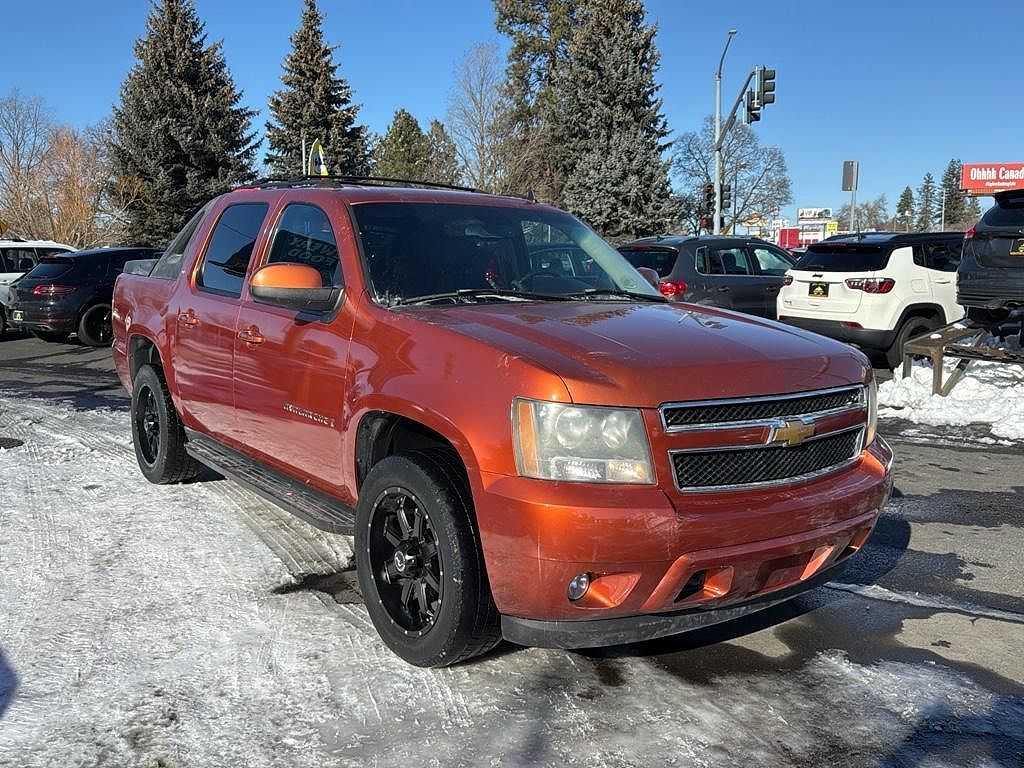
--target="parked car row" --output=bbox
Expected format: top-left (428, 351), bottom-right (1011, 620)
top-left (1, 245), bottom-right (160, 345)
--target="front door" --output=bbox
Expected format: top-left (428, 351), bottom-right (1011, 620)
top-left (232, 201), bottom-right (351, 490)
top-left (172, 201), bottom-right (269, 444)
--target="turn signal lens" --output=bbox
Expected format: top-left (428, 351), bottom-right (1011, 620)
top-left (964, 225), bottom-right (975, 241)
top-left (865, 378), bottom-right (878, 446)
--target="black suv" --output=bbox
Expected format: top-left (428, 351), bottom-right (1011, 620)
top-left (618, 235), bottom-right (794, 319)
top-left (957, 189), bottom-right (1024, 327)
top-left (9, 247), bottom-right (160, 345)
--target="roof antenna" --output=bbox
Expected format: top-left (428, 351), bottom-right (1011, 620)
top-left (526, 187), bottom-right (535, 203)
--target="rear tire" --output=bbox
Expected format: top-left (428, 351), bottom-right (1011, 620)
top-left (77, 303), bottom-right (113, 346)
top-left (131, 364), bottom-right (199, 484)
top-left (886, 315), bottom-right (937, 370)
top-left (355, 450), bottom-right (500, 667)
top-left (31, 330), bottom-right (70, 343)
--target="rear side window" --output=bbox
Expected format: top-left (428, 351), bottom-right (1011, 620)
top-left (197, 203), bottom-right (268, 297)
top-left (266, 204), bottom-right (341, 286)
top-left (698, 246), bottom-right (754, 276)
top-left (794, 245), bottom-right (889, 272)
top-left (918, 241), bottom-right (962, 272)
top-left (151, 205), bottom-right (210, 280)
top-left (26, 260), bottom-right (74, 279)
top-left (619, 247), bottom-right (678, 277)
top-left (1, 247), bottom-right (36, 273)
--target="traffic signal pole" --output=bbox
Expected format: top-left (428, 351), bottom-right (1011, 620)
top-left (714, 30), bottom-right (736, 235)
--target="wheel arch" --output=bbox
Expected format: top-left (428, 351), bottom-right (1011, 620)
top-left (354, 409), bottom-right (474, 495)
top-left (129, 333), bottom-right (164, 382)
top-left (893, 302), bottom-right (946, 330)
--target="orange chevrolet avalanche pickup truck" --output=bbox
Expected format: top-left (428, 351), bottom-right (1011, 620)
top-left (112, 178), bottom-right (893, 667)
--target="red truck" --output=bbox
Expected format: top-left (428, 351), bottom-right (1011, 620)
top-left (112, 178), bottom-right (893, 667)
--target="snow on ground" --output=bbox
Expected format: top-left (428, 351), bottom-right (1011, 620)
top-left (1, 394), bottom-right (1022, 767)
top-left (879, 334), bottom-right (1024, 442)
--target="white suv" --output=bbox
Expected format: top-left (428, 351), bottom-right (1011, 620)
top-left (777, 232), bottom-right (965, 368)
top-left (0, 239), bottom-right (76, 336)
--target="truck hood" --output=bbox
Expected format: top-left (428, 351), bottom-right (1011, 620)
top-left (405, 301), bottom-right (870, 407)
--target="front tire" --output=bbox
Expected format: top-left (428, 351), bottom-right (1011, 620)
top-left (77, 303), bottom-right (113, 346)
top-left (886, 315), bottom-right (937, 370)
top-left (131, 364), bottom-right (199, 484)
top-left (355, 450), bottom-right (500, 667)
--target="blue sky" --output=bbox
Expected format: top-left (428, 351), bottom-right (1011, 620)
top-left (3, 1), bottom-right (1021, 222)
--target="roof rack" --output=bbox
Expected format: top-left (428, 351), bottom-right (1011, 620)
top-left (247, 175), bottom-right (477, 193)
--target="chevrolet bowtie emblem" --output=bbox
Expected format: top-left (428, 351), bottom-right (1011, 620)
top-left (770, 418), bottom-right (816, 446)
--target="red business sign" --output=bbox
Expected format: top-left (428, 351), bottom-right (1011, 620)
top-left (961, 163), bottom-right (1024, 194)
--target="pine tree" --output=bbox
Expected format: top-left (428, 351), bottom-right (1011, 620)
top-left (425, 120), bottom-right (462, 185)
top-left (109, 0), bottom-right (256, 246)
top-left (964, 195), bottom-right (983, 227)
top-left (554, 0), bottom-right (673, 241)
top-left (916, 172), bottom-right (938, 231)
top-left (896, 186), bottom-right (915, 231)
top-left (373, 109), bottom-right (431, 180)
top-left (265, 0), bottom-right (369, 177)
top-left (940, 158), bottom-right (966, 230)
top-left (493, 0), bottom-right (577, 201)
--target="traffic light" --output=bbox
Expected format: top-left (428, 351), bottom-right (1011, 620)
top-left (744, 89), bottom-right (760, 123)
top-left (720, 184), bottom-right (732, 211)
top-left (758, 67), bottom-right (776, 106)
top-left (703, 183), bottom-right (715, 213)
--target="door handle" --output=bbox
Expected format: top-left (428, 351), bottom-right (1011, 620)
top-left (178, 309), bottom-right (199, 328)
top-left (717, 286), bottom-right (730, 292)
top-left (238, 326), bottom-right (264, 345)
top-left (934, 278), bottom-right (952, 284)
top-left (765, 286), bottom-right (779, 292)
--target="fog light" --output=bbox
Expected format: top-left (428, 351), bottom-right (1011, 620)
top-left (567, 572), bottom-right (591, 601)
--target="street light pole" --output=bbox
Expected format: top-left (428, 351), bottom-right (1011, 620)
top-left (714, 29), bottom-right (737, 236)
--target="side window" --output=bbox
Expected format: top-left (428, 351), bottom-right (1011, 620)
top-left (196, 203), bottom-right (268, 297)
top-left (4, 247), bottom-right (37, 272)
top-left (923, 242), bottom-right (960, 272)
top-left (0, 250), bottom-right (10, 272)
top-left (911, 246), bottom-right (926, 267)
top-left (708, 247), bottom-right (752, 276)
top-left (750, 246), bottom-right (793, 276)
top-left (152, 205), bottom-right (210, 280)
top-left (266, 204), bottom-right (341, 286)
top-left (695, 246), bottom-right (710, 274)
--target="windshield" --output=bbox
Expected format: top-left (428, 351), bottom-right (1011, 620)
top-left (351, 202), bottom-right (660, 305)
top-left (794, 245), bottom-right (889, 272)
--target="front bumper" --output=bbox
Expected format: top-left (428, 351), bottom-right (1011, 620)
top-left (475, 437), bottom-right (892, 647)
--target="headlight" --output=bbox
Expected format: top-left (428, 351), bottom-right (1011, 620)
top-left (865, 377), bottom-right (878, 445)
top-left (513, 399), bottom-right (654, 484)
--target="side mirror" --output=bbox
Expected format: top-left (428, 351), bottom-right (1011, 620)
top-left (249, 263), bottom-right (341, 313)
top-left (635, 266), bottom-right (659, 289)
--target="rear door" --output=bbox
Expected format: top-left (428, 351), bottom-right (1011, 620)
top-left (172, 201), bottom-right (270, 443)
top-left (232, 200), bottom-right (351, 487)
top-left (747, 243), bottom-right (794, 318)
top-left (697, 244), bottom-right (764, 315)
top-left (919, 238), bottom-right (964, 321)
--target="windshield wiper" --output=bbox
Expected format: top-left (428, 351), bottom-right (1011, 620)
top-left (562, 288), bottom-right (667, 303)
top-left (393, 288), bottom-right (573, 306)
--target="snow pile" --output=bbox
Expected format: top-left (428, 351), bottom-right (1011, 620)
top-left (879, 335), bottom-right (1024, 441)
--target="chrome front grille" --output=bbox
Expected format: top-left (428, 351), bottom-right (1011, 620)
top-left (662, 385), bottom-right (867, 492)
top-left (661, 385), bottom-right (863, 430)
top-left (671, 428), bottom-right (862, 490)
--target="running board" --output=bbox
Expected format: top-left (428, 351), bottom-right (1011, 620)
top-left (185, 432), bottom-right (356, 535)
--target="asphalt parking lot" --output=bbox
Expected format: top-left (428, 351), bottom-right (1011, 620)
top-left (1, 332), bottom-right (1022, 767)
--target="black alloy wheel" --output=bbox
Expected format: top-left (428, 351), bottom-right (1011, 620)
top-left (78, 303), bottom-right (113, 347)
top-left (130, 364), bottom-right (199, 484)
top-left (354, 451), bottom-right (500, 667)
top-left (367, 488), bottom-right (442, 634)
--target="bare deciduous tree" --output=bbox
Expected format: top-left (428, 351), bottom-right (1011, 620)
top-left (671, 116), bottom-right (792, 233)
top-left (446, 43), bottom-right (505, 191)
top-left (0, 90), bottom-right (135, 246)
